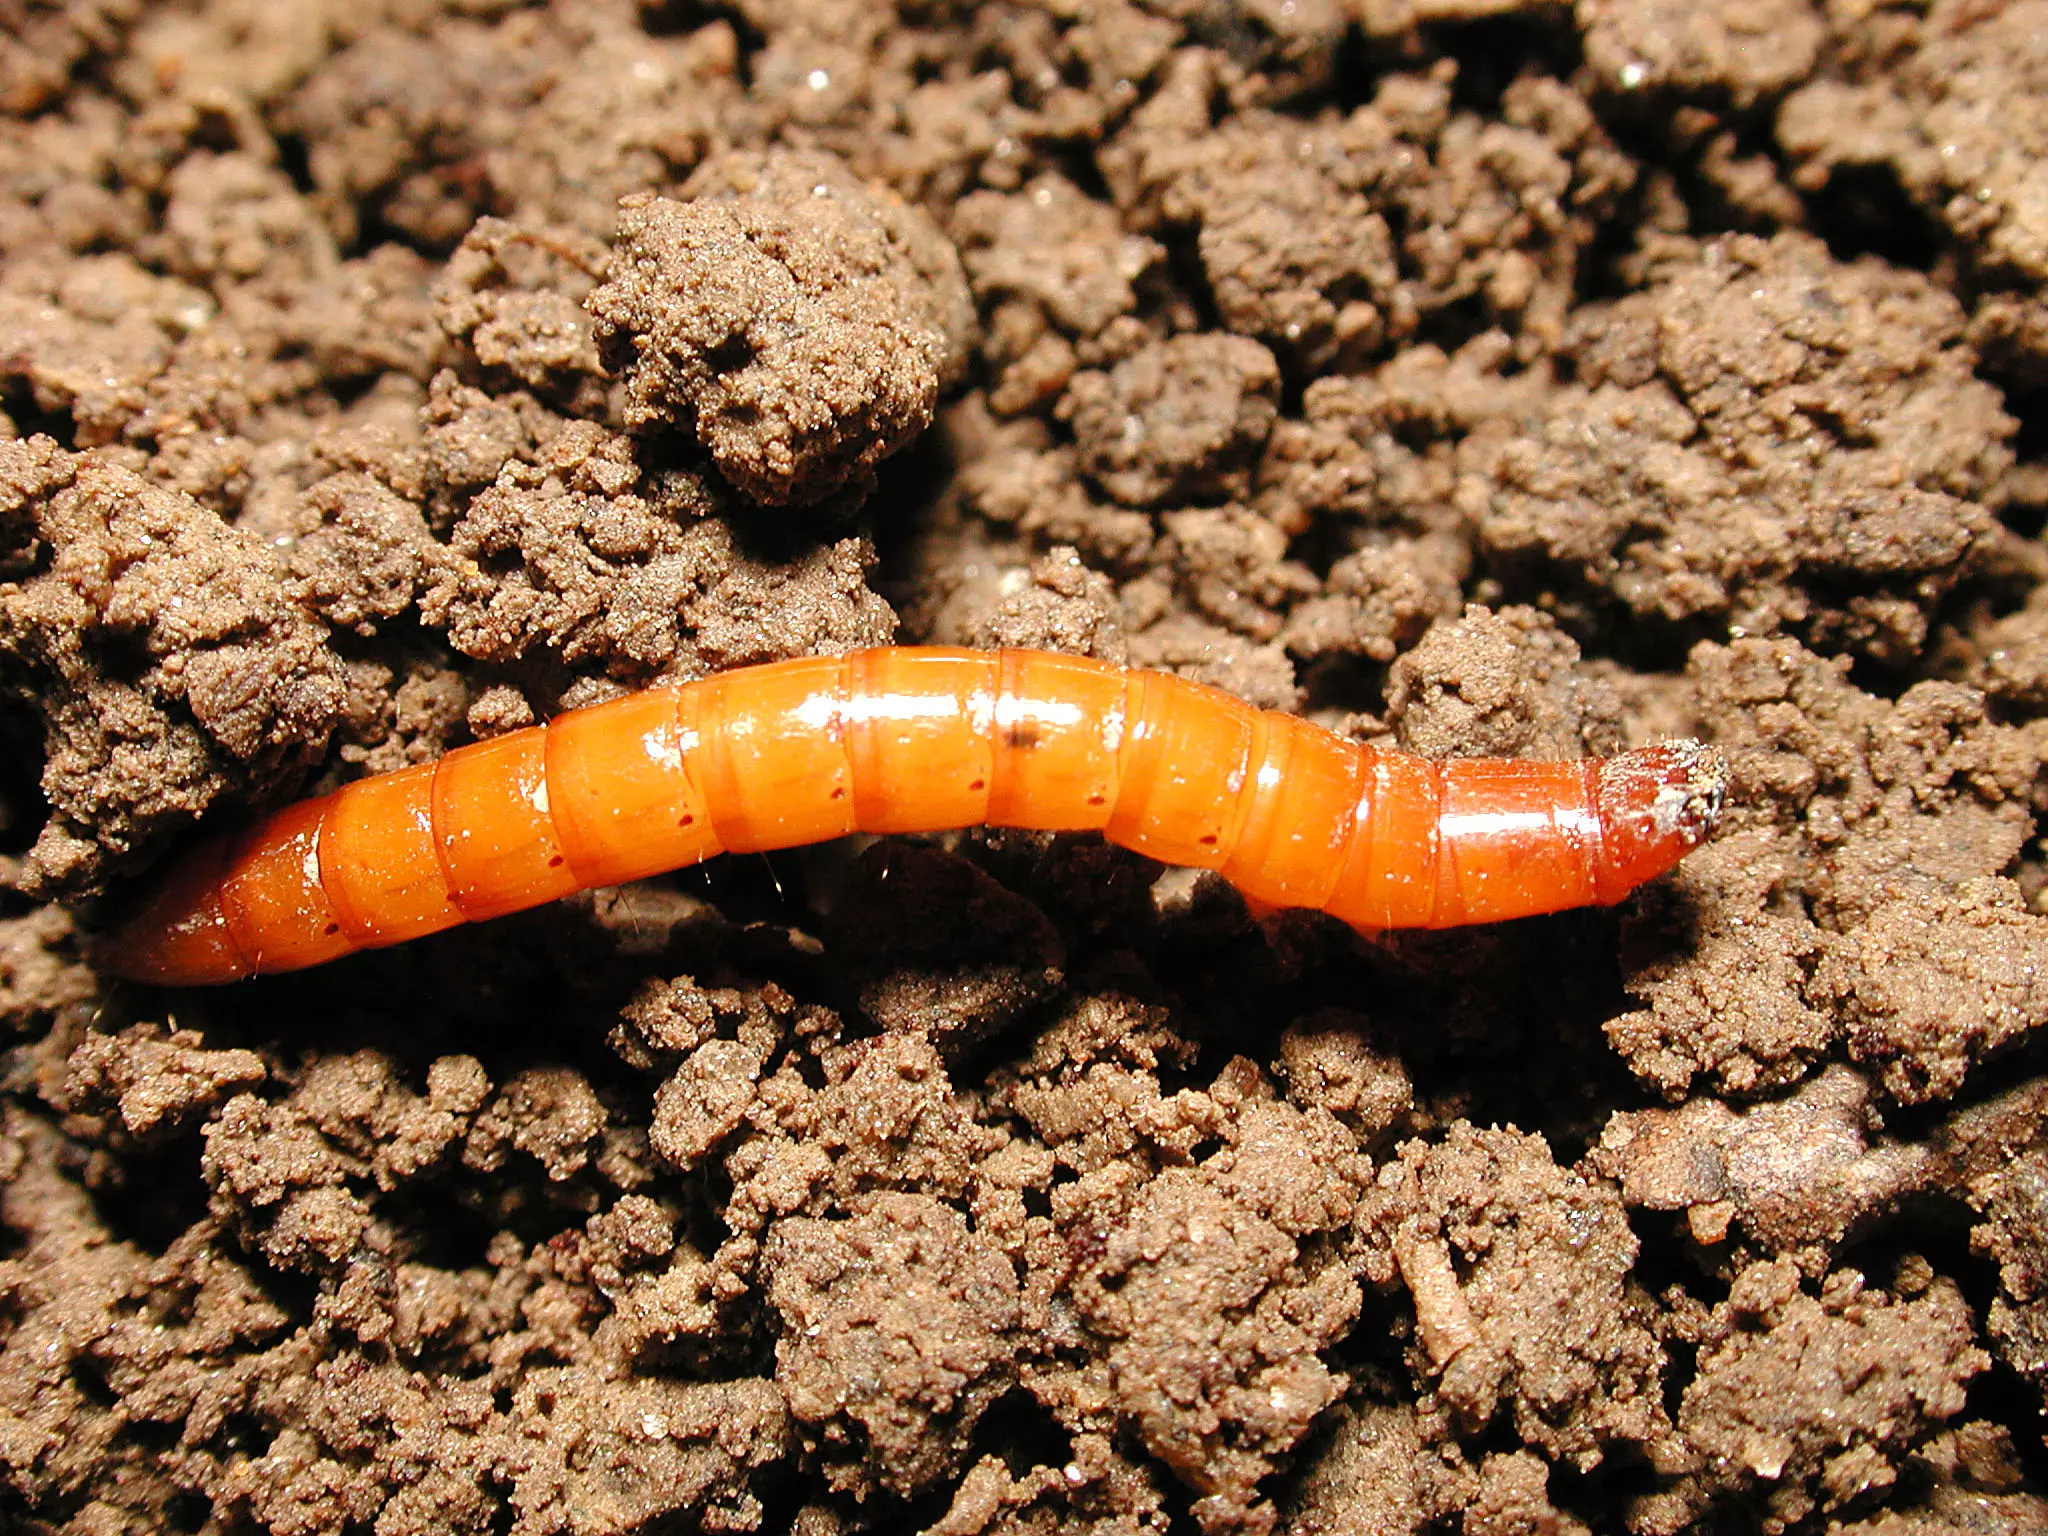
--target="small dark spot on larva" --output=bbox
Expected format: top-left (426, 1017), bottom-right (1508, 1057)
top-left (680, 813), bottom-right (695, 828)
top-left (1199, 834), bottom-right (1217, 847)
top-left (1086, 792), bottom-right (1106, 806)
top-left (1003, 722), bottom-right (1042, 750)
top-left (968, 778), bottom-right (985, 792)
top-left (831, 785), bottom-right (846, 800)
top-left (323, 923), bottom-right (340, 936)
top-left (548, 855), bottom-right (564, 868)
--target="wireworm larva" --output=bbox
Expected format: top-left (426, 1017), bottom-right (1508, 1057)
top-left (97, 647), bottom-right (1727, 985)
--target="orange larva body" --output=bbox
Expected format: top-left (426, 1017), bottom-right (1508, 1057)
top-left (100, 647), bottom-right (1726, 986)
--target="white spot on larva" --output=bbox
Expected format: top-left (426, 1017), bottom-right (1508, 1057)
top-left (643, 725), bottom-right (682, 770)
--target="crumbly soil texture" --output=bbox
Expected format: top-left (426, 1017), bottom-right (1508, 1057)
top-left (4, 2), bottom-right (2048, 1533)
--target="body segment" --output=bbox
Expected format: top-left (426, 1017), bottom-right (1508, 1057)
top-left (102, 647), bottom-right (1726, 985)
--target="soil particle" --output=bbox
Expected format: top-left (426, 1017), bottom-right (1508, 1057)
top-left (954, 172), bottom-right (1165, 417)
top-left (722, 1028), bottom-right (1004, 1244)
top-left (1023, 1055), bottom-right (1371, 1534)
top-left (434, 217), bottom-right (611, 402)
top-left (1942, 1083), bottom-right (2048, 1411)
top-left (282, 469), bottom-right (452, 637)
top-left (1779, 0), bottom-right (2048, 380)
top-left (1835, 1479), bottom-right (2048, 1536)
top-left (955, 434), bottom-right (1159, 573)
top-left (280, 4), bottom-right (745, 250)
top-left (0, 250), bottom-right (214, 448)
top-left (587, 149), bottom-right (972, 506)
top-left (1281, 1401), bottom-right (1434, 1535)
top-left (1665, 1258), bottom-right (1988, 1530)
top-left (1579, 0), bottom-right (1826, 106)
top-left (2, 1083), bottom-right (791, 1532)
top-left (1475, 232), bottom-right (2015, 663)
top-left (1359, 1123), bottom-right (1675, 1469)
top-left (152, 149), bottom-right (338, 294)
top-left (1259, 346), bottom-right (1502, 663)
top-left (1062, 333), bottom-right (1281, 509)
top-left (949, 543), bottom-right (1129, 661)
top-left (1103, 61), bottom-right (1634, 370)
top-left (1812, 881), bottom-right (2048, 1105)
top-left (0, 436), bottom-right (347, 896)
top-left (1385, 603), bottom-right (1627, 760)
top-left (1061, 1162), bottom-right (1356, 1532)
top-left (463, 1065), bottom-right (607, 1181)
top-left (651, 1033), bottom-right (771, 1171)
top-left (0, 908), bottom-right (95, 1033)
top-left (1607, 636), bottom-right (2048, 1102)
top-left (1463, 1449), bottom-right (1594, 1536)
top-left (1590, 1064), bottom-right (1934, 1264)
top-left (0, 2), bottom-right (142, 117)
top-left (1276, 1010), bottom-right (1417, 1144)
top-left (765, 1192), bottom-right (1022, 1498)
top-left (58, 1022), bottom-right (268, 1140)
top-left (419, 436), bottom-right (893, 676)
top-left (1285, 1403), bottom-right (1647, 1535)
top-left (918, 1433), bottom-right (1172, 1536)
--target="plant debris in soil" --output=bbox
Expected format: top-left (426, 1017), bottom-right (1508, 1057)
top-left (2, 1), bottom-right (2047, 1533)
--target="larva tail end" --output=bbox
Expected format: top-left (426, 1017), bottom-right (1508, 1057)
top-left (90, 840), bottom-right (252, 987)
top-left (1592, 740), bottom-right (1728, 904)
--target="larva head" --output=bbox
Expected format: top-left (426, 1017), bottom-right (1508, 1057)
top-left (1591, 740), bottom-right (1727, 905)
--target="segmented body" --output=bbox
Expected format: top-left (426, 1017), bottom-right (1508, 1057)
top-left (101, 647), bottom-right (1726, 985)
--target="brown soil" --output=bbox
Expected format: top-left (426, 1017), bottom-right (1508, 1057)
top-left (2, 1), bottom-right (2046, 1532)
